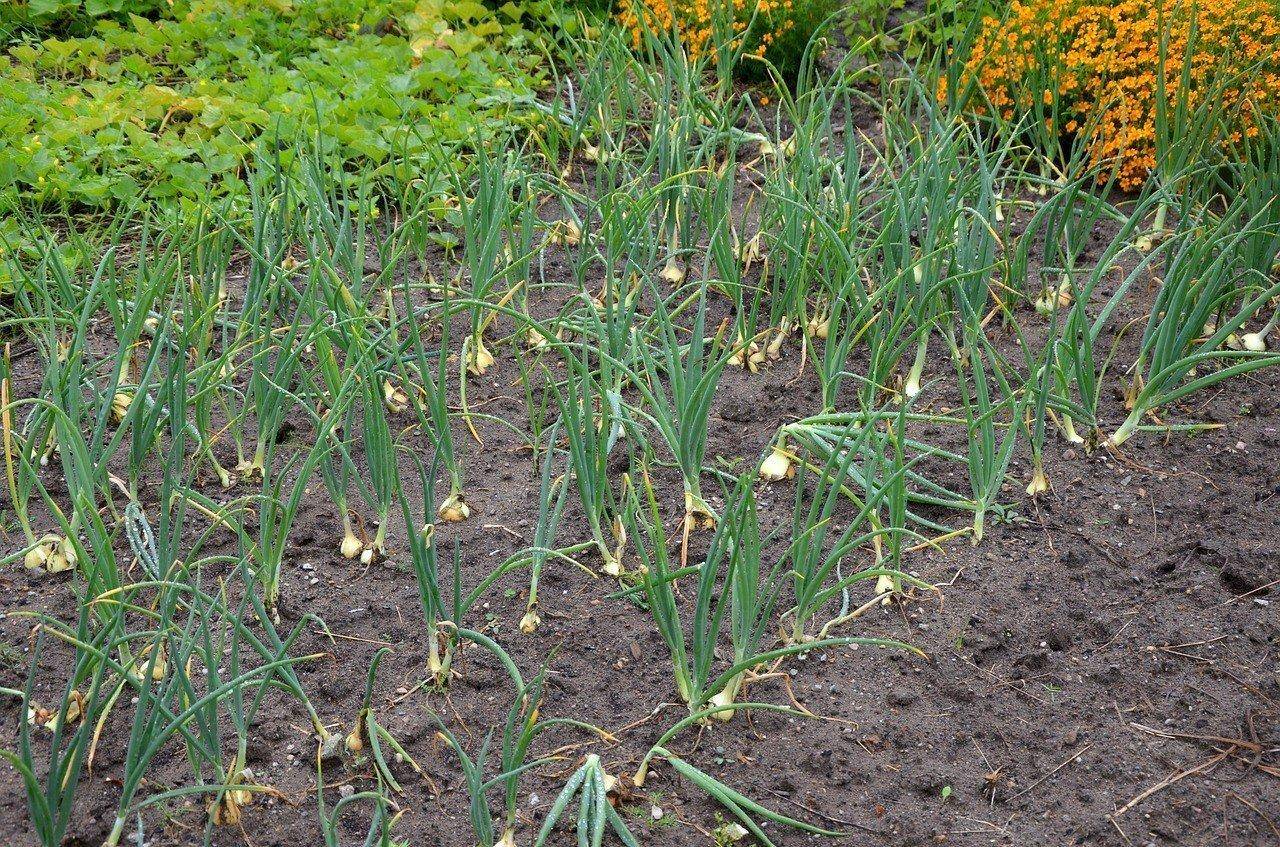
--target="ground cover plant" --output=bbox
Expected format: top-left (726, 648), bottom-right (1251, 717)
top-left (2, 1), bottom-right (1279, 846)
top-left (0, 0), bottom-right (568, 284)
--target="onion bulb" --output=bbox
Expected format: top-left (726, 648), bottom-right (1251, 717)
top-left (601, 517), bottom-right (626, 577)
top-left (1241, 329), bottom-right (1271, 352)
top-left (582, 142), bottom-right (607, 164)
top-left (599, 765), bottom-right (618, 794)
top-left (708, 684), bottom-right (741, 722)
top-left (1034, 280), bottom-right (1072, 315)
top-left (549, 219), bottom-right (581, 247)
top-left (659, 256), bottom-right (685, 285)
top-left (1026, 461), bottom-right (1049, 496)
top-left (759, 442), bottom-right (795, 482)
top-left (110, 391), bottom-right (132, 423)
top-left (37, 690), bottom-right (84, 732)
top-left (904, 333), bottom-right (929, 399)
top-left (24, 533), bottom-right (59, 571)
top-left (684, 494), bottom-right (716, 533)
top-left (211, 768), bottom-right (255, 826)
top-left (319, 730), bottom-right (344, 761)
top-left (139, 645), bottom-right (167, 681)
top-left (26, 533), bottom-right (76, 574)
top-left (437, 492), bottom-right (470, 522)
top-left (728, 333), bottom-right (763, 372)
top-left (26, 703), bottom-right (50, 729)
top-left (807, 311), bottom-right (829, 340)
top-left (1060, 415), bottom-right (1085, 446)
top-left (495, 829), bottom-right (517, 847)
top-left (382, 380), bottom-right (408, 413)
top-left (340, 524), bottom-right (362, 560)
top-left (519, 607), bottom-right (541, 634)
top-left (50, 537), bottom-right (77, 574)
top-left (1239, 308), bottom-right (1269, 350)
top-left (766, 317), bottom-right (792, 360)
top-left (345, 713), bottom-right (365, 753)
top-left (466, 336), bottom-right (495, 376)
top-left (534, 326), bottom-right (567, 349)
top-left (738, 232), bottom-right (762, 270)
top-left (874, 573), bottom-right (896, 604)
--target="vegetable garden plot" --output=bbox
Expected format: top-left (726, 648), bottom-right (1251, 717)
top-left (2, 3), bottom-right (1278, 846)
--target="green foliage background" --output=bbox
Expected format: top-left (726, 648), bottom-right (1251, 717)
top-left (0, 0), bottom-right (566, 215)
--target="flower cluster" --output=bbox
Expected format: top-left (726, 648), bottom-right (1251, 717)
top-left (617, 0), bottom-right (794, 63)
top-left (953, 0), bottom-right (1280, 189)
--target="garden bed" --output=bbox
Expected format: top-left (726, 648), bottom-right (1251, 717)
top-left (1, 3), bottom-right (1278, 847)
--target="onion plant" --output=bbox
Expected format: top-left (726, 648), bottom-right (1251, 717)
top-left (2, 350), bottom-right (43, 563)
top-left (399, 455), bottom-right (455, 684)
top-left (397, 454), bottom-right (524, 684)
top-left (627, 468), bottom-right (914, 718)
top-left (702, 155), bottom-right (762, 372)
top-left (344, 649), bottom-right (423, 793)
top-left (535, 754), bottom-right (638, 847)
top-left (1107, 199), bottom-right (1280, 446)
top-left (432, 634), bottom-right (612, 847)
top-left (758, 46), bottom-right (877, 357)
top-left (13, 285), bottom-right (128, 599)
top-left (625, 469), bottom-right (754, 713)
top-left (774, 409), bottom-right (974, 536)
top-left (1017, 186), bottom-right (1166, 447)
top-left (454, 147), bottom-right (516, 377)
top-left (227, 154), bottom-right (301, 481)
top-left (631, 283), bottom-right (731, 532)
top-left (248, 415), bottom-right (323, 614)
top-left (182, 210), bottom-right (238, 487)
top-left (319, 787), bottom-right (402, 847)
top-left (402, 291), bottom-right (468, 522)
top-left (649, 750), bottom-right (844, 847)
top-left (783, 415), bottom-right (932, 642)
top-left (553, 353), bottom-right (631, 576)
top-left (951, 326), bottom-right (1025, 542)
top-left (356, 351), bottom-right (399, 561)
top-left (873, 91), bottom-right (972, 399)
top-left (1138, 23), bottom-right (1248, 251)
top-left (569, 189), bottom-right (650, 396)
top-left (97, 230), bottom-right (183, 503)
top-left (639, 29), bottom-right (710, 286)
top-left (3, 601), bottom-right (117, 847)
top-left (519, 423), bottom-right (588, 633)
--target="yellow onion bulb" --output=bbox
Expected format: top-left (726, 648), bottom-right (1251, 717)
top-left (759, 443), bottom-right (795, 482)
top-left (437, 493), bottom-right (470, 523)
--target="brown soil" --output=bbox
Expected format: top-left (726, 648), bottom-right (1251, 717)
top-left (1, 115), bottom-right (1278, 847)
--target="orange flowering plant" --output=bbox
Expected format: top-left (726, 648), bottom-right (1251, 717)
top-left (949, 0), bottom-right (1280, 189)
top-left (618, 0), bottom-right (841, 77)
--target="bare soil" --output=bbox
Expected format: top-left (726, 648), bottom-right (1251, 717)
top-left (1, 118), bottom-right (1278, 847)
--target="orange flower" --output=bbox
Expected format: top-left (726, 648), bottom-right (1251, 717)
top-left (617, 0), bottom-right (796, 62)
top-left (951, 0), bottom-right (1280, 189)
